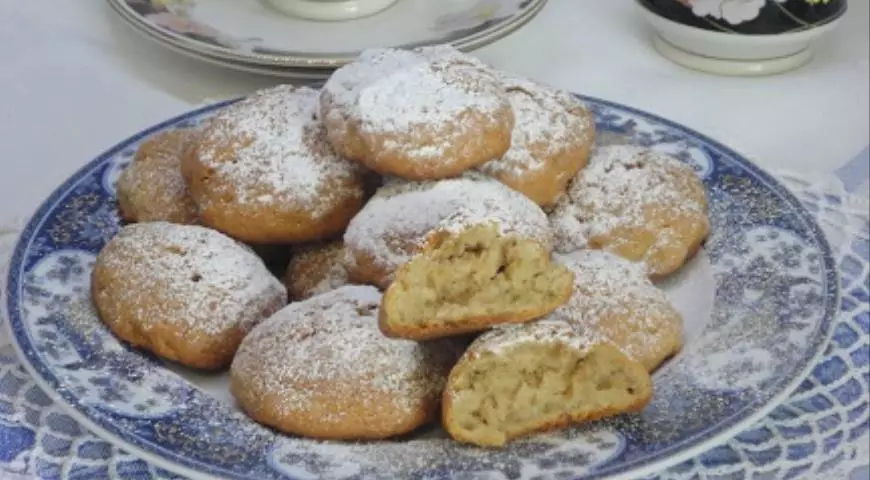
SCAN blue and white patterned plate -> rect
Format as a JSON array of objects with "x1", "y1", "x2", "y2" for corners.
[{"x1": 4, "y1": 96, "x2": 839, "y2": 480}]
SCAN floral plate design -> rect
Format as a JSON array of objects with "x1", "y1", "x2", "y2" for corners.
[
  {"x1": 638, "y1": 0, "x2": 847, "y2": 35},
  {"x1": 107, "y1": 0, "x2": 547, "y2": 69},
  {"x1": 4, "y1": 96, "x2": 838, "y2": 480}
]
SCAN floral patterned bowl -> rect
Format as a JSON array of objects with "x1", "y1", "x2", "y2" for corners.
[{"x1": 635, "y1": 0, "x2": 848, "y2": 75}]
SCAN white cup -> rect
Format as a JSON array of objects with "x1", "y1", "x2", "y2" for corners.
[{"x1": 264, "y1": 0, "x2": 399, "y2": 21}]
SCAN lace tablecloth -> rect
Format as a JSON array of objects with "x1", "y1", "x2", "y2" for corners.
[{"x1": 0, "y1": 171, "x2": 867, "y2": 480}]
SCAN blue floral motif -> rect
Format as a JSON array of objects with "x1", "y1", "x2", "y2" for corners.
[
  {"x1": 2, "y1": 97, "x2": 842, "y2": 479},
  {"x1": 590, "y1": 102, "x2": 715, "y2": 179}
]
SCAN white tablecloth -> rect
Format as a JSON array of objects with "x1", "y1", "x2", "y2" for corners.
[{"x1": 0, "y1": 1, "x2": 867, "y2": 479}]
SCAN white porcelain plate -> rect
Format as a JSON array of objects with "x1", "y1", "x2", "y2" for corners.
[
  {"x1": 107, "y1": 0, "x2": 547, "y2": 68},
  {"x1": 5, "y1": 96, "x2": 838, "y2": 480}
]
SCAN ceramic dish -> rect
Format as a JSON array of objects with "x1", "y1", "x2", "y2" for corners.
[
  {"x1": 5, "y1": 96, "x2": 838, "y2": 480},
  {"x1": 106, "y1": 0, "x2": 547, "y2": 69},
  {"x1": 635, "y1": 0, "x2": 847, "y2": 76},
  {"x1": 262, "y1": 0, "x2": 401, "y2": 22},
  {"x1": 110, "y1": 1, "x2": 332, "y2": 81}
]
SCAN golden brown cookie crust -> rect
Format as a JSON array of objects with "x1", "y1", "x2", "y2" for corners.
[
  {"x1": 283, "y1": 240, "x2": 352, "y2": 301},
  {"x1": 553, "y1": 250, "x2": 684, "y2": 372},
  {"x1": 91, "y1": 222, "x2": 287, "y2": 370},
  {"x1": 320, "y1": 46, "x2": 514, "y2": 180},
  {"x1": 550, "y1": 146, "x2": 710, "y2": 278},
  {"x1": 229, "y1": 286, "x2": 459, "y2": 440},
  {"x1": 478, "y1": 74, "x2": 596, "y2": 207},
  {"x1": 116, "y1": 129, "x2": 199, "y2": 224},
  {"x1": 182, "y1": 85, "x2": 368, "y2": 244}
]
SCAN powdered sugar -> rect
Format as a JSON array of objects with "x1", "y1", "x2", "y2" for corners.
[
  {"x1": 116, "y1": 129, "x2": 199, "y2": 223},
  {"x1": 343, "y1": 173, "x2": 553, "y2": 282},
  {"x1": 479, "y1": 74, "x2": 594, "y2": 177},
  {"x1": 550, "y1": 250, "x2": 682, "y2": 364},
  {"x1": 94, "y1": 222, "x2": 287, "y2": 336},
  {"x1": 321, "y1": 46, "x2": 510, "y2": 164},
  {"x1": 305, "y1": 252, "x2": 351, "y2": 297},
  {"x1": 194, "y1": 85, "x2": 364, "y2": 218},
  {"x1": 355, "y1": 59, "x2": 501, "y2": 135},
  {"x1": 549, "y1": 145, "x2": 707, "y2": 253},
  {"x1": 321, "y1": 47, "x2": 423, "y2": 116},
  {"x1": 285, "y1": 241, "x2": 352, "y2": 299},
  {"x1": 231, "y1": 286, "x2": 455, "y2": 418},
  {"x1": 471, "y1": 319, "x2": 600, "y2": 357}
]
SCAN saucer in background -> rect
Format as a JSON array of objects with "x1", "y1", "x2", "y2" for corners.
[{"x1": 107, "y1": 0, "x2": 547, "y2": 77}]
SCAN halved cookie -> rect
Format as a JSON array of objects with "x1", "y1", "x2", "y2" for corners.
[
  {"x1": 344, "y1": 172, "x2": 555, "y2": 290},
  {"x1": 442, "y1": 320, "x2": 652, "y2": 447},
  {"x1": 378, "y1": 222, "x2": 574, "y2": 341}
]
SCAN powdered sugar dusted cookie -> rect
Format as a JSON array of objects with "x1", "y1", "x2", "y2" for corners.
[
  {"x1": 549, "y1": 146, "x2": 709, "y2": 278},
  {"x1": 343, "y1": 173, "x2": 554, "y2": 289},
  {"x1": 283, "y1": 240, "x2": 352, "y2": 301},
  {"x1": 442, "y1": 319, "x2": 652, "y2": 447},
  {"x1": 116, "y1": 129, "x2": 199, "y2": 225},
  {"x1": 553, "y1": 250, "x2": 683, "y2": 372},
  {"x1": 478, "y1": 73, "x2": 595, "y2": 207},
  {"x1": 230, "y1": 285, "x2": 459, "y2": 440},
  {"x1": 91, "y1": 222, "x2": 287, "y2": 370},
  {"x1": 183, "y1": 85, "x2": 368, "y2": 244},
  {"x1": 319, "y1": 46, "x2": 514, "y2": 180}
]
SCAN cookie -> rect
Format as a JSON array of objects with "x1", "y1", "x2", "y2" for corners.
[
  {"x1": 319, "y1": 46, "x2": 514, "y2": 180},
  {"x1": 379, "y1": 221, "x2": 575, "y2": 340},
  {"x1": 229, "y1": 286, "x2": 459, "y2": 440},
  {"x1": 442, "y1": 320, "x2": 652, "y2": 447},
  {"x1": 182, "y1": 85, "x2": 368, "y2": 244},
  {"x1": 91, "y1": 222, "x2": 287, "y2": 370},
  {"x1": 344, "y1": 173, "x2": 554, "y2": 289},
  {"x1": 478, "y1": 74, "x2": 595, "y2": 207},
  {"x1": 283, "y1": 240, "x2": 352, "y2": 301},
  {"x1": 116, "y1": 129, "x2": 199, "y2": 224},
  {"x1": 549, "y1": 146, "x2": 710, "y2": 278},
  {"x1": 553, "y1": 250, "x2": 683, "y2": 372}
]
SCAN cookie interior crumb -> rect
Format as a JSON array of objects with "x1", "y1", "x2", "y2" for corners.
[
  {"x1": 445, "y1": 335, "x2": 651, "y2": 447},
  {"x1": 380, "y1": 223, "x2": 573, "y2": 340}
]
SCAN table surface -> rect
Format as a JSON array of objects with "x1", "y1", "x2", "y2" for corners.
[{"x1": 0, "y1": 1, "x2": 867, "y2": 479}]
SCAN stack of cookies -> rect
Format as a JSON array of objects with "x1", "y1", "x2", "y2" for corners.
[{"x1": 94, "y1": 45, "x2": 710, "y2": 448}]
